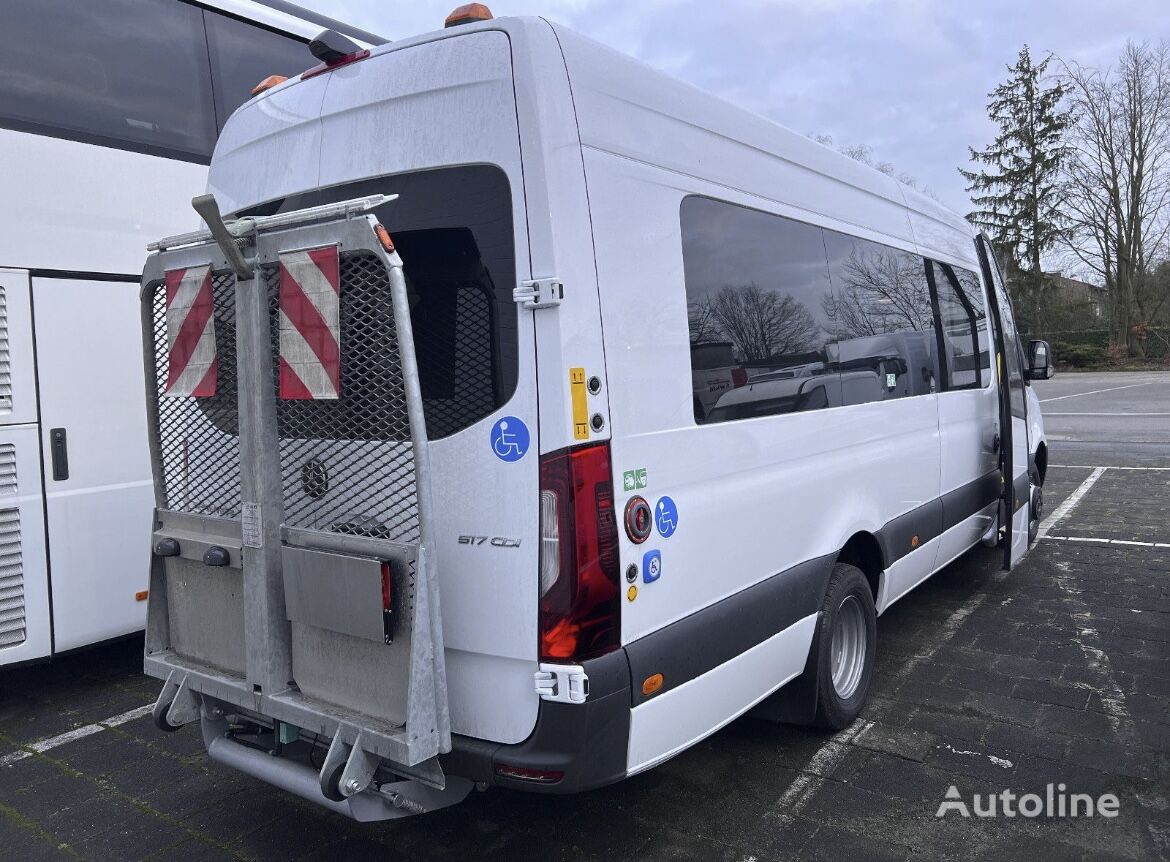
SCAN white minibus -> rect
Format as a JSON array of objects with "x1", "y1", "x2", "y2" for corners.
[
  {"x1": 139, "y1": 8, "x2": 1054, "y2": 821},
  {"x1": 0, "y1": 0, "x2": 381, "y2": 666}
]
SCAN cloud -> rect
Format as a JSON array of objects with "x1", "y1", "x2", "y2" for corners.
[{"x1": 298, "y1": 0, "x2": 1168, "y2": 214}]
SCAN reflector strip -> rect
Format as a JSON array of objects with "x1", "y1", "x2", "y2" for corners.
[
  {"x1": 278, "y1": 246, "x2": 341, "y2": 400},
  {"x1": 163, "y1": 265, "x2": 217, "y2": 398}
]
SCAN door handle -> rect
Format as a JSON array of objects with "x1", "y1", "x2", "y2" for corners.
[{"x1": 50, "y1": 427, "x2": 69, "y2": 481}]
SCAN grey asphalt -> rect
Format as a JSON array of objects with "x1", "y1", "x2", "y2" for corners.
[
  {"x1": 1033, "y1": 371, "x2": 1170, "y2": 466},
  {"x1": 0, "y1": 374, "x2": 1167, "y2": 861}
]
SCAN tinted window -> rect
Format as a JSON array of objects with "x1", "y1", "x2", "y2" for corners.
[
  {"x1": 930, "y1": 262, "x2": 990, "y2": 389},
  {"x1": 205, "y1": 11, "x2": 309, "y2": 131},
  {"x1": 0, "y1": 0, "x2": 216, "y2": 159},
  {"x1": 823, "y1": 232, "x2": 939, "y2": 401},
  {"x1": 681, "y1": 196, "x2": 842, "y2": 424},
  {"x1": 984, "y1": 248, "x2": 1027, "y2": 419},
  {"x1": 255, "y1": 165, "x2": 518, "y2": 439}
]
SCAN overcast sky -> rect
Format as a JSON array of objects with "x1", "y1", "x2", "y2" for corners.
[{"x1": 299, "y1": 0, "x2": 1168, "y2": 216}]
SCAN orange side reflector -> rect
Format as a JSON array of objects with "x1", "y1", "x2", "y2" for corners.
[
  {"x1": 251, "y1": 74, "x2": 288, "y2": 96},
  {"x1": 374, "y1": 223, "x2": 396, "y2": 253},
  {"x1": 445, "y1": 3, "x2": 493, "y2": 27},
  {"x1": 642, "y1": 673, "x2": 664, "y2": 696},
  {"x1": 135, "y1": 590, "x2": 149, "y2": 602}
]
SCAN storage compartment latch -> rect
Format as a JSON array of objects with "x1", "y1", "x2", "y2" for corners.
[{"x1": 534, "y1": 662, "x2": 589, "y2": 704}]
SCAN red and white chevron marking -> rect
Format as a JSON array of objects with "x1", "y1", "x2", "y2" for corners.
[
  {"x1": 278, "y1": 245, "x2": 341, "y2": 400},
  {"x1": 163, "y1": 264, "x2": 218, "y2": 398}
]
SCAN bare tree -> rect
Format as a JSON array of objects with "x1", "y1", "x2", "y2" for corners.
[
  {"x1": 706, "y1": 284, "x2": 820, "y2": 361},
  {"x1": 811, "y1": 134, "x2": 935, "y2": 196},
  {"x1": 687, "y1": 299, "x2": 719, "y2": 345},
  {"x1": 1062, "y1": 41, "x2": 1170, "y2": 355},
  {"x1": 823, "y1": 246, "x2": 935, "y2": 339}
]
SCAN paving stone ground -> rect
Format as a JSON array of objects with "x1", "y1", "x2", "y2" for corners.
[{"x1": 1, "y1": 379, "x2": 1168, "y2": 860}]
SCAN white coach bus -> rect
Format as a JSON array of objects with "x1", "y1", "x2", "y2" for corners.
[
  {"x1": 0, "y1": 0, "x2": 383, "y2": 666},
  {"x1": 139, "y1": 8, "x2": 1054, "y2": 820}
]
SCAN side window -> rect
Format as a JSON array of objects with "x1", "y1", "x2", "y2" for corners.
[
  {"x1": 823, "y1": 232, "x2": 938, "y2": 402},
  {"x1": 930, "y1": 262, "x2": 990, "y2": 389},
  {"x1": 205, "y1": 12, "x2": 310, "y2": 132},
  {"x1": 984, "y1": 249, "x2": 1027, "y2": 419},
  {"x1": 680, "y1": 196, "x2": 841, "y2": 425},
  {"x1": 0, "y1": 0, "x2": 216, "y2": 160}
]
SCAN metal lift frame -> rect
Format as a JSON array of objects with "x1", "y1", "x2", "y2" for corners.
[{"x1": 139, "y1": 196, "x2": 459, "y2": 820}]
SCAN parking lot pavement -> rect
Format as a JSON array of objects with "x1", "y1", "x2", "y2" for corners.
[
  {"x1": 2, "y1": 375, "x2": 1168, "y2": 861},
  {"x1": 1034, "y1": 370, "x2": 1170, "y2": 467}
]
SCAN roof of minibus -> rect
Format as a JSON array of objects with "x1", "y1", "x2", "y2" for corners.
[
  {"x1": 379, "y1": 16, "x2": 977, "y2": 268},
  {"x1": 248, "y1": 14, "x2": 977, "y2": 268}
]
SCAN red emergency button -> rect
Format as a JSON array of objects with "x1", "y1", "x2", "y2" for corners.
[{"x1": 624, "y1": 496, "x2": 653, "y2": 544}]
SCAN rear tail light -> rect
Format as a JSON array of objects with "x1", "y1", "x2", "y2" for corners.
[
  {"x1": 731, "y1": 367, "x2": 748, "y2": 387},
  {"x1": 380, "y1": 561, "x2": 394, "y2": 643},
  {"x1": 538, "y1": 442, "x2": 621, "y2": 662}
]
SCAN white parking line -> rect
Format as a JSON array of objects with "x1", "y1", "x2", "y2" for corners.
[
  {"x1": 1037, "y1": 466, "x2": 1106, "y2": 540},
  {"x1": 768, "y1": 720, "x2": 873, "y2": 826},
  {"x1": 0, "y1": 704, "x2": 153, "y2": 767},
  {"x1": 1039, "y1": 381, "x2": 1157, "y2": 403},
  {"x1": 1052, "y1": 464, "x2": 1170, "y2": 471},
  {"x1": 1042, "y1": 536, "x2": 1170, "y2": 549}
]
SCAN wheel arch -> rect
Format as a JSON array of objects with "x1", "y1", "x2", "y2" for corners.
[
  {"x1": 1033, "y1": 441, "x2": 1048, "y2": 485},
  {"x1": 835, "y1": 531, "x2": 884, "y2": 603}
]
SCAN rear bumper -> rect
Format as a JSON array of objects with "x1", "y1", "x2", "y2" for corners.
[{"x1": 442, "y1": 648, "x2": 632, "y2": 794}]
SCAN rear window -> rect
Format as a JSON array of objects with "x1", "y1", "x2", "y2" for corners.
[{"x1": 249, "y1": 164, "x2": 519, "y2": 439}]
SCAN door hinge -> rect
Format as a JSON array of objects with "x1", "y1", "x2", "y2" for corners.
[
  {"x1": 534, "y1": 662, "x2": 589, "y2": 704},
  {"x1": 514, "y1": 278, "x2": 563, "y2": 309}
]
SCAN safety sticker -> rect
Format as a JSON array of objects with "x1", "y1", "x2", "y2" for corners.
[
  {"x1": 570, "y1": 367, "x2": 589, "y2": 441},
  {"x1": 655, "y1": 496, "x2": 678, "y2": 538},
  {"x1": 278, "y1": 245, "x2": 341, "y2": 400},
  {"x1": 242, "y1": 502, "x2": 262, "y2": 549},
  {"x1": 490, "y1": 416, "x2": 530, "y2": 462},
  {"x1": 642, "y1": 549, "x2": 662, "y2": 583},
  {"x1": 623, "y1": 468, "x2": 648, "y2": 492},
  {"x1": 163, "y1": 264, "x2": 217, "y2": 398}
]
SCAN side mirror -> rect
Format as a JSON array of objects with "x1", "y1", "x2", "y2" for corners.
[{"x1": 1025, "y1": 339, "x2": 1055, "y2": 380}]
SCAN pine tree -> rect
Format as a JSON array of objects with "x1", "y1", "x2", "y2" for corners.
[{"x1": 960, "y1": 46, "x2": 1071, "y2": 333}]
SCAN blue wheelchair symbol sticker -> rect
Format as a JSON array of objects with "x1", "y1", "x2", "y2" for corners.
[
  {"x1": 655, "y1": 496, "x2": 678, "y2": 538},
  {"x1": 643, "y1": 549, "x2": 662, "y2": 583},
  {"x1": 490, "y1": 416, "x2": 529, "y2": 462}
]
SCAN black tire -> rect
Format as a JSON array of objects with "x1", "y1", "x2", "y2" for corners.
[
  {"x1": 812, "y1": 563, "x2": 877, "y2": 730},
  {"x1": 153, "y1": 704, "x2": 183, "y2": 733},
  {"x1": 320, "y1": 761, "x2": 347, "y2": 802},
  {"x1": 1027, "y1": 468, "x2": 1043, "y2": 546}
]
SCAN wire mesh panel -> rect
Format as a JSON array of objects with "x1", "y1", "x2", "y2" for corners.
[
  {"x1": 150, "y1": 272, "x2": 242, "y2": 518},
  {"x1": 268, "y1": 253, "x2": 420, "y2": 543}
]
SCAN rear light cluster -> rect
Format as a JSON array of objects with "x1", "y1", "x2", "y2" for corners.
[
  {"x1": 731, "y1": 367, "x2": 749, "y2": 387},
  {"x1": 538, "y1": 442, "x2": 621, "y2": 662}
]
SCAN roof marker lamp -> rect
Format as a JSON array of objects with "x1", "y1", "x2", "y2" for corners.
[
  {"x1": 251, "y1": 75, "x2": 287, "y2": 96},
  {"x1": 445, "y1": 4, "x2": 494, "y2": 27}
]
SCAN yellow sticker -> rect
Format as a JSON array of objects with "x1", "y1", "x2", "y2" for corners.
[
  {"x1": 570, "y1": 366, "x2": 589, "y2": 440},
  {"x1": 627, "y1": 584, "x2": 638, "y2": 602}
]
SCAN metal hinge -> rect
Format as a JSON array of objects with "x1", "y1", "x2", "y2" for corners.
[
  {"x1": 513, "y1": 278, "x2": 563, "y2": 309},
  {"x1": 534, "y1": 662, "x2": 589, "y2": 704}
]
